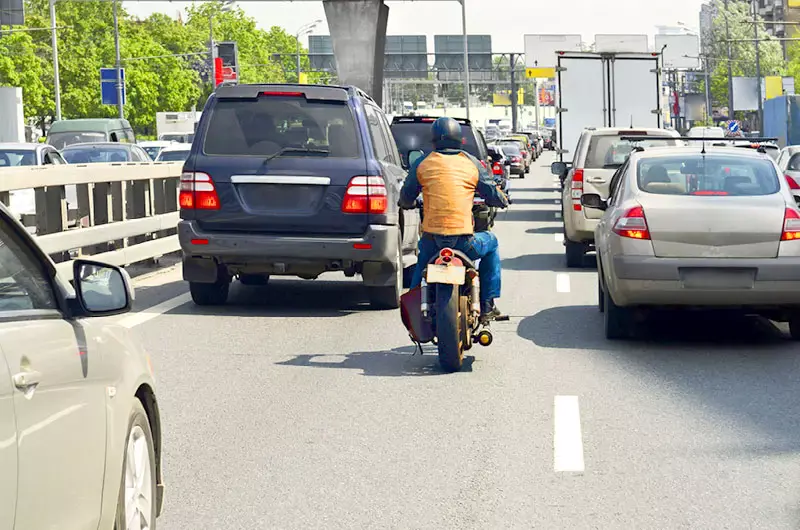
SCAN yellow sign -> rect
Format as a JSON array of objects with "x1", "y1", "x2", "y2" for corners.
[
  {"x1": 492, "y1": 88, "x2": 524, "y2": 107},
  {"x1": 765, "y1": 76, "x2": 783, "y2": 100},
  {"x1": 526, "y1": 67, "x2": 556, "y2": 79},
  {"x1": 298, "y1": 72, "x2": 309, "y2": 85}
]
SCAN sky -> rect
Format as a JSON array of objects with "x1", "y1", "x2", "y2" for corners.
[{"x1": 123, "y1": 0, "x2": 709, "y2": 53}]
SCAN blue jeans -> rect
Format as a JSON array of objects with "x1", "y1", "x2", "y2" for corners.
[{"x1": 410, "y1": 232, "x2": 501, "y2": 304}]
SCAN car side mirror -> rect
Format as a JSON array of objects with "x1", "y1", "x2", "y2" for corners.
[
  {"x1": 581, "y1": 193, "x2": 608, "y2": 211},
  {"x1": 551, "y1": 161, "x2": 567, "y2": 175},
  {"x1": 73, "y1": 259, "x2": 134, "y2": 317},
  {"x1": 795, "y1": 195, "x2": 800, "y2": 207},
  {"x1": 408, "y1": 150, "x2": 425, "y2": 167}
]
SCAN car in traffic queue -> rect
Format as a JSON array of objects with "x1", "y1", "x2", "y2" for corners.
[
  {"x1": 179, "y1": 83, "x2": 420, "y2": 309},
  {"x1": 0, "y1": 200, "x2": 164, "y2": 529},
  {"x1": 390, "y1": 115, "x2": 492, "y2": 170},
  {"x1": 139, "y1": 140, "x2": 176, "y2": 161},
  {"x1": 515, "y1": 131, "x2": 541, "y2": 160},
  {"x1": 585, "y1": 144, "x2": 800, "y2": 340},
  {"x1": 553, "y1": 127, "x2": 682, "y2": 268},
  {"x1": 507, "y1": 133, "x2": 535, "y2": 166},
  {"x1": 777, "y1": 145, "x2": 800, "y2": 194},
  {"x1": 494, "y1": 138, "x2": 528, "y2": 176},
  {"x1": 61, "y1": 142, "x2": 154, "y2": 164},
  {"x1": 154, "y1": 143, "x2": 192, "y2": 163}
]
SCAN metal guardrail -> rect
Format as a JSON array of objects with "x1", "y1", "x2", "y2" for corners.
[{"x1": 0, "y1": 162, "x2": 183, "y2": 277}]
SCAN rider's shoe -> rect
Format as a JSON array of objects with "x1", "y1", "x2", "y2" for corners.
[{"x1": 480, "y1": 300, "x2": 503, "y2": 323}]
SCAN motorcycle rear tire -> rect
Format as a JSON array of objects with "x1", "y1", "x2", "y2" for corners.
[{"x1": 435, "y1": 283, "x2": 464, "y2": 373}]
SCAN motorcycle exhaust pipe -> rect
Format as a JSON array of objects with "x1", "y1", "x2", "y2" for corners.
[
  {"x1": 420, "y1": 278, "x2": 429, "y2": 318},
  {"x1": 470, "y1": 272, "x2": 481, "y2": 315}
]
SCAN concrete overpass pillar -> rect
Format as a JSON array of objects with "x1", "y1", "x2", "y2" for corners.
[{"x1": 323, "y1": 0, "x2": 388, "y2": 107}]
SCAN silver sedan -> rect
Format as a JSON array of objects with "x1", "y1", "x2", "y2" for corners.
[{"x1": 584, "y1": 146, "x2": 800, "y2": 340}]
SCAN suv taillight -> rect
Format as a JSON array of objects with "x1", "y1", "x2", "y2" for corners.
[
  {"x1": 571, "y1": 169, "x2": 584, "y2": 211},
  {"x1": 613, "y1": 206, "x2": 650, "y2": 240},
  {"x1": 782, "y1": 207, "x2": 800, "y2": 241},
  {"x1": 179, "y1": 171, "x2": 220, "y2": 210},
  {"x1": 492, "y1": 162, "x2": 503, "y2": 175},
  {"x1": 342, "y1": 176, "x2": 388, "y2": 214}
]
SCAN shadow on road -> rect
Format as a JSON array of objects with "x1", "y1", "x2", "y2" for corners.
[
  {"x1": 502, "y1": 253, "x2": 597, "y2": 272},
  {"x1": 518, "y1": 305, "x2": 800, "y2": 455},
  {"x1": 496, "y1": 209, "x2": 561, "y2": 223},
  {"x1": 526, "y1": 226, "x2": 563, "y2": 235},
  {"x1": 276, "y1": 345, "x2": 475, "y2": 376},
  {"x1": 521, "y1": 187, "x2": 560, "y2": 194},
  {"x1": 508, "y1": 197, "x2": 563, "y2": 206},
  {"x1": 169, "y1": 278, "x2": 370, "y2": 318}
]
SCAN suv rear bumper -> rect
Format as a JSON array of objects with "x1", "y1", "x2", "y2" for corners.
[{"x1": 179, "y1": 220, "x2": 399, "y2": 262}]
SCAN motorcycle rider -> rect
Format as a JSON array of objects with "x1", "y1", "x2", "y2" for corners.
[{"x1": 400, "y1": 117, "x2": 509, "y2": 321}]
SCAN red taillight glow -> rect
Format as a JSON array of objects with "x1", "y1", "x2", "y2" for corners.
[
  {"x1": 692, "y1": 190, "x2": 728, "y2": 196},
  {"x1": 787, "y1": 175, "x2": 800, "y2": 190},
  {"x1": 782, "y1": 208, "x2": 800, "y2": 241},
  {"x1": 440, "y1": 248, "x2": 454, "y2": 258},
  {"x1": 190, "y1": 239, "x2": 209, "y2": 245},
  {"x1": 259, "y1": 91, "x2": 304, "y2": 97},
  {"x1": 492, "y1": 162, "x2": 503, "y2": 175},
  {"x1": 613, "y1": 205, "x2": 650, "y2": 240},
  {"x1": 179, "y1": 172, "x2": 221, "y2": 210},
  {"x1": 571, "y1": 168, "x2": 584, "y2": 212},
  {"x1": 342, "y1": 176, "x2": 388, "y2": 214},
  {"x1": 353, "y1": 243, "x2": 372, "y2": 250},
  {"x1": 421, "y1": 118, "x2": 435, "y2": 122}
]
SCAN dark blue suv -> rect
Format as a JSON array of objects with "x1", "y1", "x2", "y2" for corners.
[{"x1": 179, "y1": 84, "x2": 419, "y2": 309}]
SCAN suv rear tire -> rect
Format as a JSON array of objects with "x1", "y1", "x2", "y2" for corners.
[
  {"x1": 565, "y1": 239, "x2": 584, "y2": 268},
  {"x1": 368, "y1": 237, "x2": 402, "y2": 310},
  {"x1": 190, "y1": 278, "x2": 230, "y2": 306}
]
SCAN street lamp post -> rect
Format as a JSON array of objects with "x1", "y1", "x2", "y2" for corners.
[
  {"x1": 295, "y1": 20, "x2": 322, "y2": 83},
  {"x1": 113, "y1": 0, "x2": 123, "y2": 118},
  {"x1": 49, "y1": 0, "x2": 61, "y2": 121}
]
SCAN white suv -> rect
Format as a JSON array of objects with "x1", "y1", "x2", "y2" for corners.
[{"x1": 553, "y1": 127, "x2": 681, "y2": 267}]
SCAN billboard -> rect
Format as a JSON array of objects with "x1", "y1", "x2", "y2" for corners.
[
  {"x1": 434, "y1": 35, "x2": 493, "y2": 81},
  {"x1": 0, "y1": 0, "x2": 23, "y2": 26},
  {"x1": 538, "y1": 82, "x2": 555, "y2": 106},
  {"x1": 523, "y1": 34, "x2": 582, "y2": 68},
  {"x1": 594, "y1": 34, "x2": 649, "y2": 53},
  {"x1": 655, "y1": 34, "x2": 700, "y2": 69},
  {"x1": 309, "y1": 35, "x2": 336, "y2": 72},
  {"x1": 384, "y1": 35, "x2": 428, "y2": 79},
  {"x1": 215, "y1": 41, "x2": 239, "y2": 86}
]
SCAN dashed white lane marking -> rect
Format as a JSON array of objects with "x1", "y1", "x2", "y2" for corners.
[
  {"x1": 554, "y1": 199, "x2": 560, "y2": 204},
  {"x1": 554, "y1": 233, "x2": 563, "y2": 242},
  {"x1": 117, "y1": 293, "x2": 192, "y2": 328},
  {"x1": 554, "y1": 396, "x2": 585, "y2": 473},
  {"x1": 555, "y1": 211, "x2": 562, "y2": 219},
  {"x1": 556, "y1": 273, "x2": 571, "y2": 293}
]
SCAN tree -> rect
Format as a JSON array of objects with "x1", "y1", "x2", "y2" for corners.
[
  {"x1": 707, "y1": 0, "x2": 785, "y2": 107},
  {"x1": 0, "y1": 29, "x2": 51, "y2": 131}
]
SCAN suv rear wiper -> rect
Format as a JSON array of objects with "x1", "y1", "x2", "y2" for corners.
[{"x1": 262, "y1": 147, "x2": 330, "y2": 163}]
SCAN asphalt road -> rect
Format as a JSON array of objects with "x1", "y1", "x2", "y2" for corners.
[{"x1": 120, "y1": 153, "x2": 800, "y2": 530}]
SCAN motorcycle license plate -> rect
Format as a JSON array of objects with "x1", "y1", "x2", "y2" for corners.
[{"x1": 426, "y1": 264, "x2": 466, "y2": 285}]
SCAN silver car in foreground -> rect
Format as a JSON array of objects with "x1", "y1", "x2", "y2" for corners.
[
  {"x1": 585, "y1": 146, "x2": 800, "y2": 340},
  {"x1": 0, "y1": 202, "x2": 164, "y2": 528}
]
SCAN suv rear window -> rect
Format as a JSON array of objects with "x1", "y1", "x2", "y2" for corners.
[
  {"x1": 391, "y1": 122, "x2": 480, "y2": 162},
  {"x1": 203, "y1": 96, "x2": 360, "y2": 158},
  {"x1": 585, "y1": 135, "x2": 678, "y2": 169},
  {"x1": 637, "y1": 155, "x2": 780, "y2": 196}
]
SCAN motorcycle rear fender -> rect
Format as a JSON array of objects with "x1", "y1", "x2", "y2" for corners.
[{"x1": 426, "y1": 248, "x2": 475, "y2": 269}]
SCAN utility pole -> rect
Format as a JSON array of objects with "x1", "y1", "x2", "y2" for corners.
[
  {"x1": 49, "y1": 0, "x2": 61, "y2": 121},
  {"x1": 724, "y1": 0, "x2": 735, "y2": 118},
  {"x1": 534, "y1": 79, "x2": 541, "y2": 129},
  {"x1": 112, "y1": 0, "x2": 123, "y2": 118},
  {"x1": 510, "y1": 53, "x2": 518, "y2": 132},
  {"x1": 753, "y1": 0, "x2": 763, "y2": 132},
  {"x1": 209, "y1": 16, "x2": 215, "y2": 88},
  {"x1": 460, "y1": 0, "x2": 470, "y2": 120}
]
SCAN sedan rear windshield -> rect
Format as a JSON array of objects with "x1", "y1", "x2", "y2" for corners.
[
  {"x1": 0, "y1": 150, "x2": 36, "y2": 167},
  {"x1": 157, "y1": 150, "x2": 191, "y2": 162},
  {"x1": 203, "y1": 96, "x2": 360, "y2": 158},
  {"x1": 48, "y1": 132, "x2": 106, "y2": 150},
  {"x1": 62, "y1": 147, "x2": 130, "y2": 163},
  {"x1": 391, "y1": 122, "x2": 480, "y2": 160},
  {"x1": 637, "y1": 155, "x2": 780, "y2": 196},
  {"x1": 586, "y1": 135, "x2": 679, "y2": 169}
]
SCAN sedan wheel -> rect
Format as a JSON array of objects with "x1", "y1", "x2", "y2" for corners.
[
  {"x1": 604, "y1": 288, "x2": 631, "y2": 340},
  {"x1": 115, "y1": 400, "x2": 157, "y2": 530}
]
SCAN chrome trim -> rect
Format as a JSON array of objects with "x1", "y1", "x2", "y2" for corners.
[{"x1": 230, "y1": 175, "x2": 331, "y2": 185}]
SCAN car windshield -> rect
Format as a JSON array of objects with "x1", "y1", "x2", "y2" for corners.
[
  {"x1": 161, "y1": 133, "x2": 194, "y2": 143},
  {"x1": 157, "y1": 150, "x2": 191, "y2": 162},
  {"x1": 204, "y1": 96, "x2": 359, "y2": 158},
  {"x1": 585, "y1": 134, "x2": 679, "y2": 168},
  {"x1": 391, "y1": 122, "x2": 480, "y2": 162},
  {"x1": 48, "y1": 131, "x2": 107, "y2": 150},
  {"x1": 62, "y1": 147, "x2": 130, "y2": 163},
  {"x1": 142, "y1": 146, "x2": 163, "y2": 160},
  {"x1": 637, "y1": 154, "x2": 781, "y2": 196},
  {"x1": 0, "y1": 150, "x2": 36, "y2": 167},
  {"x1": 500, "y1": 145, "x2": 521, "y2": 156}
]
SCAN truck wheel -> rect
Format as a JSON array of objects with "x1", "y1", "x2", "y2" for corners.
[
  {"x1": 565, "y1": 239, "x2": 584, "y2": 268},
  {"x1": 190, "y1": 278, "x2": 230, "y2": 306}
]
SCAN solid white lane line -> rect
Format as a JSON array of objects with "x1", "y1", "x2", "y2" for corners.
[
  {"x1": 556, "y1": 273, "x2": 571, "y2": 293},
  {"x1": 555, "y1": 211, "x2": 562, "y2": 219},
  {"x1": 554, "y1": 396, "x2": 585, "y2": 473},
  {"x1": 117, "y1": 293, "x2": 192, "y2": 328}
]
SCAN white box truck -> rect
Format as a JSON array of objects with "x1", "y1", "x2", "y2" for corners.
[
  {"x1": 0, "y1": 87, "x2": 25, "y2": 143},
  {"x1": 554, "y1": 51, "x2": 663, "y2": 162},
  {"x1": 156, "y1": 111, "x2": 201, "y2": 143}
]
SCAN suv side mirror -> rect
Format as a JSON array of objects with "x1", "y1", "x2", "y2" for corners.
[
  {"x1": 408, "y1": 149, "x2": 425, "y2": 167},
  {"x1": 73, "y1": 259, "x2": 134, "y2": 317},
  {"x1": 580, "y1": 194, "x2": 608, "y2": 211},
  {"x1": 551, "y1": 161, "x2": 568, "y2": 176}
]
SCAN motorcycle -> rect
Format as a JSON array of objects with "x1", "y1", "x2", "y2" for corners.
[{"x1": 401, "y1": 196, "x2": 508, "y2": 373}]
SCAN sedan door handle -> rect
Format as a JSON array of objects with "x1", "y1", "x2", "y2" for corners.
[{"x1": 13, "y1": 371, "x2": 41, "y2": 391}]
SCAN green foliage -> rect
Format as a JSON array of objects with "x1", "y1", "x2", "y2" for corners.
[
  {"x1": 0, "y1": 0, "x2": 315, "y2": 134},
  {"x1": 708, "y1": 0, "x2": 785, "y2": 107}
]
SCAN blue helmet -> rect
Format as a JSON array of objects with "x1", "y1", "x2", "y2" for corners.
[{"x1": 431, "y1": 117, "x2": 463, "y2": 150}]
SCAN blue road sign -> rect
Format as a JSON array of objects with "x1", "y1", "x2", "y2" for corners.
[
  {"x1": 727, "y1": 120, "x2": 740, "y2": 133},
  {"x1": 544, "y1": 117, "x2": 556, "y2": 127},
  {"x1": 100, "y1": 68, "x2": 126, "y2": 106}
]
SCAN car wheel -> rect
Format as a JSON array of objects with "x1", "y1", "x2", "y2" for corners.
[
  {"x1": 239, "y1": 274, "x2": 270, "y2": 286},
  {"x1": 789, "y1": 316, "x2": 800, "y2": 340},
  {"x1": 114, "y1": 399, "x2": 157, "y2": 530},
  {"x1": 604, "y1": 288, "x2": 631, "y2": 340},
  {"x1": 189, "y1": 277, "x2": 230, "y2": 306},
  {"x1": 565, "y1": 239, "x2": 584, "y2": 268},
  {"x1": 597, "y1": 277, "x2": 605, "y2": 313},
  {"x1": 368, "y1": 235, "x2": 402, "y2": 310}
]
